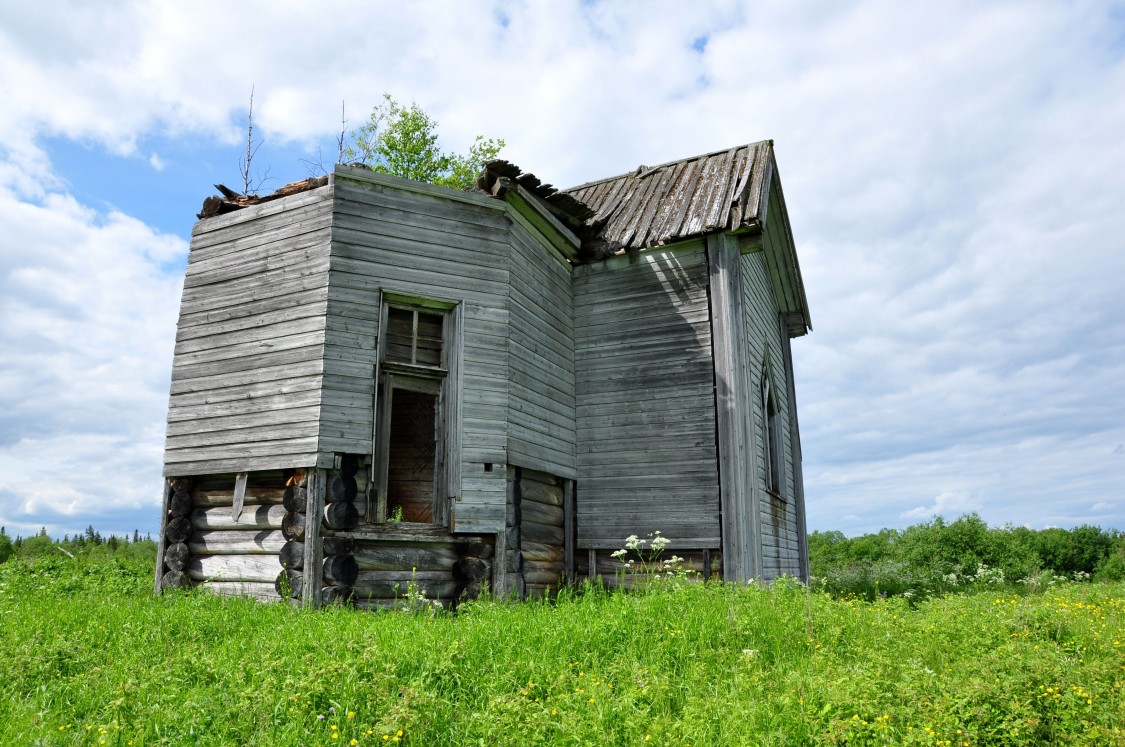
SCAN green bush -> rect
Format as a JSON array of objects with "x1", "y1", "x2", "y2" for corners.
[{"x1": 811, "y1": 515, "x2": 1122, "y2": 598}]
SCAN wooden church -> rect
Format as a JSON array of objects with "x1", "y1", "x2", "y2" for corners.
[{"x1": 156, "y1": 140, "x2": 812, "y2": 606}]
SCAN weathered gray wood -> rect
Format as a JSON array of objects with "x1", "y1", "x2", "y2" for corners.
[
  {"x1": 352, "y1": 570, "x2": 457, "y2": 600},
  {"x1": 328, "y1": 474, "x2": 358, "y2": 502},
  {"x1": 165, "y1": 516, "x2": 192, "y2": 544},
  {"x1": 160, "y1": 570, "x2": 191, "y2": 590},
  {"x1": 563, "y1": 479, "x2": 575, "y2": 584},
  {"x1": 523, "y1": 561, "x2": 565, "y2": 586},
  {"x1": 191, "y1": 504, "x2": 285, "y2": 530},
  {"x1": 279, "y1": 539, "x2": 304, "y2": 570},
  {"x1": 154, "y1": 479, "x2": 173, "y2": 593},
  {"x1": 519, "y1": 480, "x2": 563, "y2": 505},
  {"x1": 353, "y1": 542, "x2": 458, "y2": 571},
  {"x1": 573, "y1": 240, "x2": 720, "y2": 549},
  {"x1": 188, "y1": 529, "x2": 286, "y2": 555},
  {"x1": 186, "y1": 554, "x2": 280, "y2": 582},
  {"x1": 521, "y1": 540, "x2": 564, "y2": 563},
  {"x1": 302, "y1": 469, "x2": 327, "y2": 606},
  {"x1": 781, "y1": 326, "x2": 809, "y2": 583},
  {"x1": 282, "y1": 485, "x2": 306, "y2": 512},
  {"x1": 506, "y1": 221, "x2": 576, "y2": 479},
  {"x1": 454, "y1": 556, "x2": 490, "y2": 583},
  {"x1": 274, "y1": 569, "x2": 304, "y2": 599},
  {"x1": 231, "y1": 472, "x2": 248, "y2": 521},
  {"x1": 280, "y1": 506, "x2": 306, "y2": 538},
  {"x1": 163, "y1": 541, "x2": 189, "y2": 572},
  {"x1": 521, "y1": 520, "x2": 564, "y2": 546},
  {"x1": 321, "y1": 536, "x2": 357, "y2": 556},
  {"x1": 320, "y1": 585, "x2": 355, "y2": 605},
  {"x1": 323, "y1": 554, "x2": 359, "y2": 586},
  {"x1": 323, "y1": 498, "x2": 359, "y2": 530},
  {"x1": 166, "y1": 459, "x2": 318, "y2": 481},
  {"x1": 520, "y1": 499, "x2": 564, "y2": 527},
  {"x1": 169, "y1": 489, "x2": 193, "y2": 518}
]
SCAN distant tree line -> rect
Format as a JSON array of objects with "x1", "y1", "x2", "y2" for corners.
[
  {"x1": 809, "y1": 513, "x2": 1125, "y2": 599},
  {"x1": 0, "y1": 525, "x2": 156, "y2": 566}
]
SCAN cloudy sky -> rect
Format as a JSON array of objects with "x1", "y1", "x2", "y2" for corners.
[{"x1": 1, "y1": 0, "x2": 1123, "y2": 540}]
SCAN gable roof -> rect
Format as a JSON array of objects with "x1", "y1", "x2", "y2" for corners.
[
  {"x1": 562, "y1": 140, "x2": 774, "y2": 255},
  {"x1": 563, "y1": 140, "x2": 810, "y2": 335}
]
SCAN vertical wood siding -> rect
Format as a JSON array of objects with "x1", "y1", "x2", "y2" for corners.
[
  {"x1": 506, "y1": 223, "x2": 576, "y2": 479},
  {"x1": 741, "y1": 247, "x2": 802, "y2": 579},
  {"x1": 324, "y1": 173, "x2": 510, "y2": 533},
  {"x1": 573, "y1": 242, "x2": 721, "y2": 548},
  {"x1": 164, "y1": 189, "x2": 334, "y2": 476}
]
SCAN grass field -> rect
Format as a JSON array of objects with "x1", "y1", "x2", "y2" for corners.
[{"x1": 0, "y1": 554, "x2": 1122, "y2": 745}]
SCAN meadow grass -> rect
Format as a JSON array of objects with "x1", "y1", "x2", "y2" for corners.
[{"x1": 0, "y1": 556, "x2": 1122, "y2": 745}]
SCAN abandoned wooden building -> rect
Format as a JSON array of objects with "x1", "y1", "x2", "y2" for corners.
[{"x1": 156, "y1": 140, "x2": 812, "y2": 606}]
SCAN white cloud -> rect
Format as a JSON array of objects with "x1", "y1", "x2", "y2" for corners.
[
  {"x1": 901, "y1": 491, "x2": 979, "y2": 521},
  {"x1": 0, "y1": 155, "x2": 185, "y2": 534},
  {"x1": 148, "y1": 153, "x2": 166, "y2": 171}
]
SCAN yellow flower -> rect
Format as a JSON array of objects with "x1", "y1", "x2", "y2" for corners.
[
  {"x1": 348, "y1": 711, "x2": 356, "y2": 719},
  {"x1": 351, "y1": 740, "x2": 358, "y2": 746}
]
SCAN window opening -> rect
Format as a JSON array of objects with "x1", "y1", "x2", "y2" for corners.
[
  {"x1": 371, "y1": 298, "x2": 457, "y2": 527},
  {"x1": 387, "y1": 387, "x2": 439, "y2": 523},
  {"x1": 763, "y1": 376, "x2": 783, "y2": 497},
  {"x1": 386, "y1": 307, "x2": 444, "y2": 368}
]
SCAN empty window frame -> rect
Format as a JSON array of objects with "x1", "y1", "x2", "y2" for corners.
[
  {"x1": 370, "y1": 298, "x2": 461, "y2": 525},
  {"x1": 761, "y1": 375, "x2": 784, "y2": 497}
]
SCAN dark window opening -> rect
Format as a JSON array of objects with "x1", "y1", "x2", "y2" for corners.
[
  {"x1": 387, "y1": 389, "x2": 439, "y2": 523},
  {"x1": 763, "y1": 376, "x2": 783, "y2": 497},
  {"x1": 386, "y1": 306, "x2": 444, "y2": 368}
]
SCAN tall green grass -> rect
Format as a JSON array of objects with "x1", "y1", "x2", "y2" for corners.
[{"x1": 1, "y1": 555, "x2": 1122, "y2": 745}]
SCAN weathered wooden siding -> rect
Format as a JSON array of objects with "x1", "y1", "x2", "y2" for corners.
[
  {"x1": 165, "y1": 188, "x2": 334, "y2": 476},
  {"x1": 324, "y1": 169, "x2": 510, "y2": 533},
  {"x1": 573, "y1": 241, "x2": 721, "y2": 548},
  {"x1": 741, "y1": 246, "x2": 802, "y2": 579},
  {"x1": 507, "y1": 222, "x2": 576, "y2": 479}
]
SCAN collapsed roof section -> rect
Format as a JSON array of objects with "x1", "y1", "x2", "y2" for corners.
[{"x1": 193, "y1": 141, "x2": 809, "y2": 332}]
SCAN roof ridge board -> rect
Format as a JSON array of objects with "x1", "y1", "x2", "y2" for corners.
[{"x1": 560, "y1": 140, "x2": 770, "y2": 194}]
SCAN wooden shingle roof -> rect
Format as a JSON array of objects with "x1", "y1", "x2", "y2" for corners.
[{"x1": 562, "y1": 140, "x2": 775, "y2": 255}]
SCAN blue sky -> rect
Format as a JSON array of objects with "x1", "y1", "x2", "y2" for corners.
[{"x1": 1, "y1": 0, "x2": 1124, "y2": 540}]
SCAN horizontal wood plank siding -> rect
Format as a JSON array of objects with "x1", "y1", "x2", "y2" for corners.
[
  {"x1": 741, "y1": 248, "x2": 801, "y2": 579},
  {"x1": 164, "y1": 187, "x2": 334, "y2": 476},
  {"x1": 573, "y1": 242, "x2": 720, "y2": 548},
  {"x1": 507, "y1": 222, "x2": 576, "y2": 479},
  {"x1": 325, "y1": 174, "x2": 509, "y2": 532}
]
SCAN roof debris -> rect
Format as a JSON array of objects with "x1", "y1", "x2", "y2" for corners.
[{"x1": 194, "y1": 141, "x2": 777, "y2": 264}]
